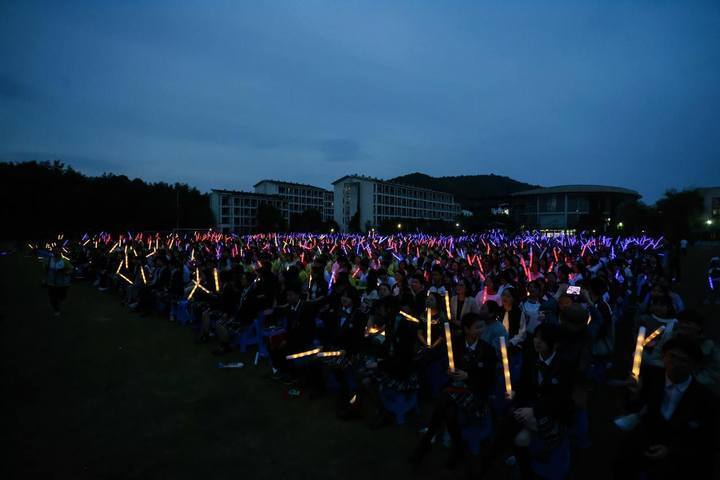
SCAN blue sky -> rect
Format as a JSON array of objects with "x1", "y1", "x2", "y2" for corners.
[{"x1": 1, "y1": 1, "x2": 719, "y2": 202}]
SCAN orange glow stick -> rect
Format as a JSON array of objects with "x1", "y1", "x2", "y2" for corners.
[
  {"x1": 631, "y1": 326, "x2": 646, "y2": 380},
  {"x1": 499, "y1": 336, "x2": 513, "y2": 398}
]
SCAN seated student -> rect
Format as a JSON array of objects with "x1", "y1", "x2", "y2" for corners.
[
  {"x1": 480, "y1": 301, "x2": 509, "y2": 355},
  {"x1": 511, "y1": 323, "x2": 573, "y2": 479},
  {"x1": 363, "y1": 299, "x2": 420, "y2": 428},
  {"x1": 319, "y1": 289, "x2": 367, "y2": 413},
  {"x1": 614, "y1": 337, "x2": 717, "y2": 479},
  {"x1": 411, "y1": 312, "x2": 498, "y2": 468},
  {"x1": 268, "y1": 284, "x2": 316, "y2": 382},
  {"x1": 450, "y1": 279, "x2": 481, "y2": 329},
  {"x1": 674, "y1": 309, "x2": 720, "y2": 397},
  {"x1": 416, "y1": 292, "x2": 447, "y2": 362},
  {"x1": 499, "y1": 288, "x2": 525, "y2": 348},
  {"x1": 475, "y1": 275, "x2": 501, "y2": 307},
  {"x1": 638, "y1": 295, "x2": 678, "y2": 371}
]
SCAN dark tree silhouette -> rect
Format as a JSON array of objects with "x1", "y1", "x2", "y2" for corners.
[{"x1": 0, "y1": 161, "x2": 213, "y2": 239}]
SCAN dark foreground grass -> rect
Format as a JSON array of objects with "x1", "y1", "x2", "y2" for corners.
[{"x1": 2, "y1": 246, "x2": 718, "y2": 479}]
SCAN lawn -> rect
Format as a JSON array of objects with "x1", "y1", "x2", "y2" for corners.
[{"x1": 2, "y1": 245, "x2": 718, "y2": 479}]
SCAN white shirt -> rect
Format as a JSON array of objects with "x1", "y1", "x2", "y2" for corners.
[
  {"x1": 660, "y1": 375, "x2": 692, "y2": 421},
  {"x1": 502, "y1": 311, "x2": 510, "y2": 333},
  {"x1": 537, "y1": 351, "x2": 557, "y2": 383}
]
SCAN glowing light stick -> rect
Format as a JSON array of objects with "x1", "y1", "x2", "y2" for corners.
[
  {"x1": 118, "y1": 273, "x2": 134, "y2": 285},
  {"x1": 124, "y1": 246, "x2": 129, "y2": 269},
  {"x1": 499, "y1": 336, "x2": 513, "y2": 398},
  {"x1": 140, "y1": 267, "x2": 147, "y2": 285},
  {"x1": 317, "y1": 351, "x2": 344, "y2": 357},
  {"x1": 213, "y1": 268, "x2": 220, "y2": 292},
  {"x1": 427, "y1": 309, "x2": 432, "y2": 346},
  {"x1": 109, "y1": 241, "x2": 119, "y2": 253},
  {"x1": 188, "y1": 283, "x2": 199, "y2": 300},
  {"x1": 444, "y1": 291, "x2": 452, "y2": 321},
  {"x1": 286, "y1": 347, "x2": 322, "y2": 360},
  {"x1": 631, "y1": 326, "x2": 646, "y2": 380},
  {"x1": 116, "y1": 260, "x2": 123, "y2": 274},
  {"x1": 399, "y1": 311, "x2": 421, "y2": 323},
  {"x1": 444, "y1": 322, "x2": 455, "y2": 372},
  {"x1": 193, "y1": 281, "x2": 211, "y2": 294},
  {"x1": 642, "y1": 326, "x2": 665, "y2": 347}
]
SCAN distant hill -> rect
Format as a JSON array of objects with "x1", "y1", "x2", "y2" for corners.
[{"x1": 389, "y1": 172, "x2": 539, "y2": 212}]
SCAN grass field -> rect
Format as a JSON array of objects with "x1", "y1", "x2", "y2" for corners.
[{"x1": 2, "y1": 245, "x2": 718, "y2": 479}]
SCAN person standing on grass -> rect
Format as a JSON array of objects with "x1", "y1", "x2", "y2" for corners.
[{"x1": 45, "y1": 247, "x2": 72, "y2": 316}]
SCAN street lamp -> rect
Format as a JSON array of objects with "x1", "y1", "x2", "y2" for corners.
[
  {"x1": 330, "y1": 228, "x2": 335, "y2": 233},
  {"x1": 707, "y1": 219, "x2": 714, "y2": 226},
  {"x1": 397, "y1": 223, "x2": 402, "y2": 230}
]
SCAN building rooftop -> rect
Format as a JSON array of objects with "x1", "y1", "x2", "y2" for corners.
[
  {"x1": 211, "y1": 189, "x2": 285, "y2": 200},
  {"x1": 253, "y1": 179, "x2": 332, "y2": 192},
  {"x1": 511, "y1": 185, "x2": 641, "y2": 197},
  {"x1": 331, "y1": 174, "x2": 456, "y2": 197}
]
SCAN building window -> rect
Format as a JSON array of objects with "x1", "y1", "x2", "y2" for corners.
[{"x1": 539, "y1": 194, "x2": 563, "y2": 213}]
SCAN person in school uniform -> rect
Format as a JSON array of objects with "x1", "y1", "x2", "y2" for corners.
[
  {"x1": 411, "y1": 313, "x2": 498, "y2": 468},
  {"x1": 449, "y1": 279, "x2": 481, "y2": 330},
  {"x1": 614, "y1": 337, "x2": 716, "y2": 479},
  {"x1": 269, "y1": 284, "x2": 316, "y2": 382},
  {"x1": 511, "y1": 323, "x2": 574, "y2": 479}
]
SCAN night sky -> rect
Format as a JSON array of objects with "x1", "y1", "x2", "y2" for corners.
[{"x1": 2, "y1": 1, "x2": 719, "y2": 202}]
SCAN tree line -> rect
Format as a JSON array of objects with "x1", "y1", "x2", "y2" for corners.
[{"x1": 0, "y1": 161, "x2": 214, "y2": 240}]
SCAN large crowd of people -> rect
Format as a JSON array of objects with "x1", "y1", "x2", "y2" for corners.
[{"x1": 37, "y1": 230, "x2": 719, "y2": 479}]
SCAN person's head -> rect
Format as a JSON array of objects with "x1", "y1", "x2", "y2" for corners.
[
  {"x1": 527, "y1": 280, "x2": 542, "y2": 299},
  {"x1": 533, "y1": 323, "x2": 561, "y2": 357},
  {"x1": 455, "y1": 280, "x2": 469, "y2": 298},
  {"x1": 462, "y1": 313, "x2": 484, "y2": 340},
  {"x1": 484, "y1": 300, "x2": 500, "y2": 318},
  {"x1": 560, "y1": 303, "x2": 588, "y2": 332},
  {"x1": 378, "y1": 283, "x2": 392, "y2": 298},
  {"x1": 425, "y1": 292, "x2": 441, "y2": 310},
  {"x1": 676, "y1": 309, "x2": 704, "y2": 338},
  {"x1": 409, "y1": 274, "x2": 424, "y2": 293},
  {"x1": 558, "y1": 294, "x2": 574, "y2": 311},
  {"x1": 501, "y1": 288, "x2": 516, "y2": 311},
  {"x1": 649, "y1": 295, "x2": 674, "y2": 319},
  {"x1": 588, "y1": 277, "x2": 607, "y2": 300},
  {"x1": 340, "y1": 290, "x2": 355, "y2": 309},
  {"x1": 286, "y1": 286, "x2": 301, "y2": 305},
  {"x1": 662, "y1": 337, "x2": 703, "y2": 384},
  {"x1": 485, "y1": 276, "x2": 496, "y2": 291},
  {"x1": 431, "y1": 267, "x2": 443, "y2": 285}
]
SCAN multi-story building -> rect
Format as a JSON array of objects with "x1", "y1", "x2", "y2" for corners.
[
  {"x1": 697, "y1": 187, "x2": 720, "y2": 224},
  {"x1": 510, "y1": 185, "x2": 640, "y2": 230},
  {"x1": 209, "y1": 189, "x2": 288, "y2": 234},
  {"x1": 254, "y1": 180, "x2": 334, "y2": 225},
  {"x1": 332, "y1": 174, "x2": 460, "y2": 232}
]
